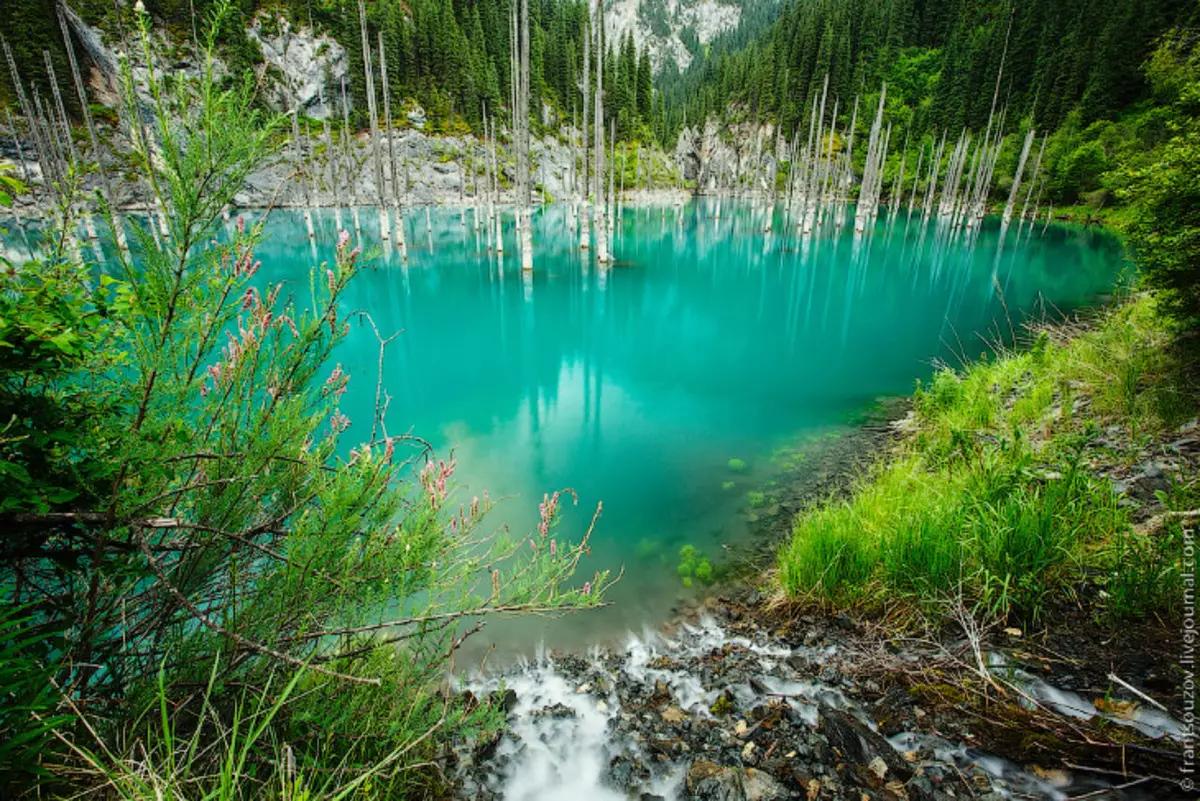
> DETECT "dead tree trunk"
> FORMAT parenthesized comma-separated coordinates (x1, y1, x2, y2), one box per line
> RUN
(358, 0, 389, 239)
(593, 3, 608, 263)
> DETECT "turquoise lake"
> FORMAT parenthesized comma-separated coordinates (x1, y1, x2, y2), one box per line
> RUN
(241, 201, 1126, 652)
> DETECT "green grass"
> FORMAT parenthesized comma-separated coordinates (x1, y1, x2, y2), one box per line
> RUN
(778, 296, 1194, 624)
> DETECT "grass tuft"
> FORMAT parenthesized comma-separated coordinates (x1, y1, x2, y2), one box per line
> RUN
(778, 295, 1195, 624)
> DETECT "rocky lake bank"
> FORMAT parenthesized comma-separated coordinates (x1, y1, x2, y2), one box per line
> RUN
(451, 359, 1196, 800)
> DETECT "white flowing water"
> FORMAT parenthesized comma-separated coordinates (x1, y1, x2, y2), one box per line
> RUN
(460, 617, 1144, 800)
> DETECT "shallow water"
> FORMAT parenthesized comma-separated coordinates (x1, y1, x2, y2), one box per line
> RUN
(237, 200, 1129, 653)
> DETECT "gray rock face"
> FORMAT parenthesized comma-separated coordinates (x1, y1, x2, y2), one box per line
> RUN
(674, 117, 777, 194)
(230, 124, 588, 209)
(248, 17, 347, 119)
(605, 0, 748, 72)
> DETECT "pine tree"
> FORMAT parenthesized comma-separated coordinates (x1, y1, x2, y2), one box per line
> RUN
(636, 45, 652, 121)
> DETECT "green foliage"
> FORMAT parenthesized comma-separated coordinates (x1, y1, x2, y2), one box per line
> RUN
(0, 603, 72, 790)
(0, 163, 25, 207)
(70, 658, 453, 800)
(779, 296, 1190, 624)
(0, 5, 603, 795)
(727, 457, 747, 473)
(657, 0, 1192, 151)
(1119, 29, 1200, 326)
(709, 693, 733, 716)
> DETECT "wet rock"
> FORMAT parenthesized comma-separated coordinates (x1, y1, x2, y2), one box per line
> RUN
(650, 679, 672, 707)
(817, 706, 913, 782)
(688, 760, 747, 801)
(662, 705, 687, 724)
(608, 755, 637, 790)
(530, 702, 576, 719)
(742, 768, 787, 800)
(494, 688, 518, 714)
(1112, 461, 1173, 507)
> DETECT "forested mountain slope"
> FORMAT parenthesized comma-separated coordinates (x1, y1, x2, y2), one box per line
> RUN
(659, 0, 1197, 138)
(2, 0, 783, 141)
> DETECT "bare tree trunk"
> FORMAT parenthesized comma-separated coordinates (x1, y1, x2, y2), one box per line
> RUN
(492, 116, 503, 254)
(293, 111, 315, 239)
(518, 0, 533, 270)
(43, 48, 98, 246)
(57, 8, 128, 253)
(378, 31, 406, 257)
(358, 0, 389, 239)
(4, 42, 54, 206)
(593, 3, 608, 263)
(579, 15, 590, 249)
(322, 97, 342, 230)
(3, 108, 35, 251)
(608, 119, 615, 237)
(908, 142, 924, 218)
(1003, 127, 1035, 226)
(1020, 136, 1047, 223)
(854, 84, 887, 234)
(340, 76, 361, 234)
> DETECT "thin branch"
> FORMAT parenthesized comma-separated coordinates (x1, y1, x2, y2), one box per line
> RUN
(136, 534, 380, 685)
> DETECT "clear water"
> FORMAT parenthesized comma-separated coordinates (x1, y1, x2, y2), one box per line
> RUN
(87, 200, 1132, 653)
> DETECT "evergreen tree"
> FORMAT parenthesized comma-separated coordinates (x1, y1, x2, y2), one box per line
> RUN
(636, 45, 652, 120)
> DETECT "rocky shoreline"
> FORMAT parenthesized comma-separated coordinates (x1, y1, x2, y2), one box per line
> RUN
(450, 389, 1194, 800)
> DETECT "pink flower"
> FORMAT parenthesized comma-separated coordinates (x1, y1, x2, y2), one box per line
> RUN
(329, 410, 351, 433)
(237, 215, 245, 234)
(337, 229, 350, 250)
(550, 539, 557, 557)
(582, 582, 592, 595)
(326, 269, 336, 291)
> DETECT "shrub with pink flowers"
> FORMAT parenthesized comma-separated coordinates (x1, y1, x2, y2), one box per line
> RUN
(0, 9, 610, 796)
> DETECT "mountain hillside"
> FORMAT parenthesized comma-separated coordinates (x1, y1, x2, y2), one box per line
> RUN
(605, 0, 739, 72)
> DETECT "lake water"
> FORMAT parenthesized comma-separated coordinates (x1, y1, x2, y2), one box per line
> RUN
(227, 201, 1129, 653)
